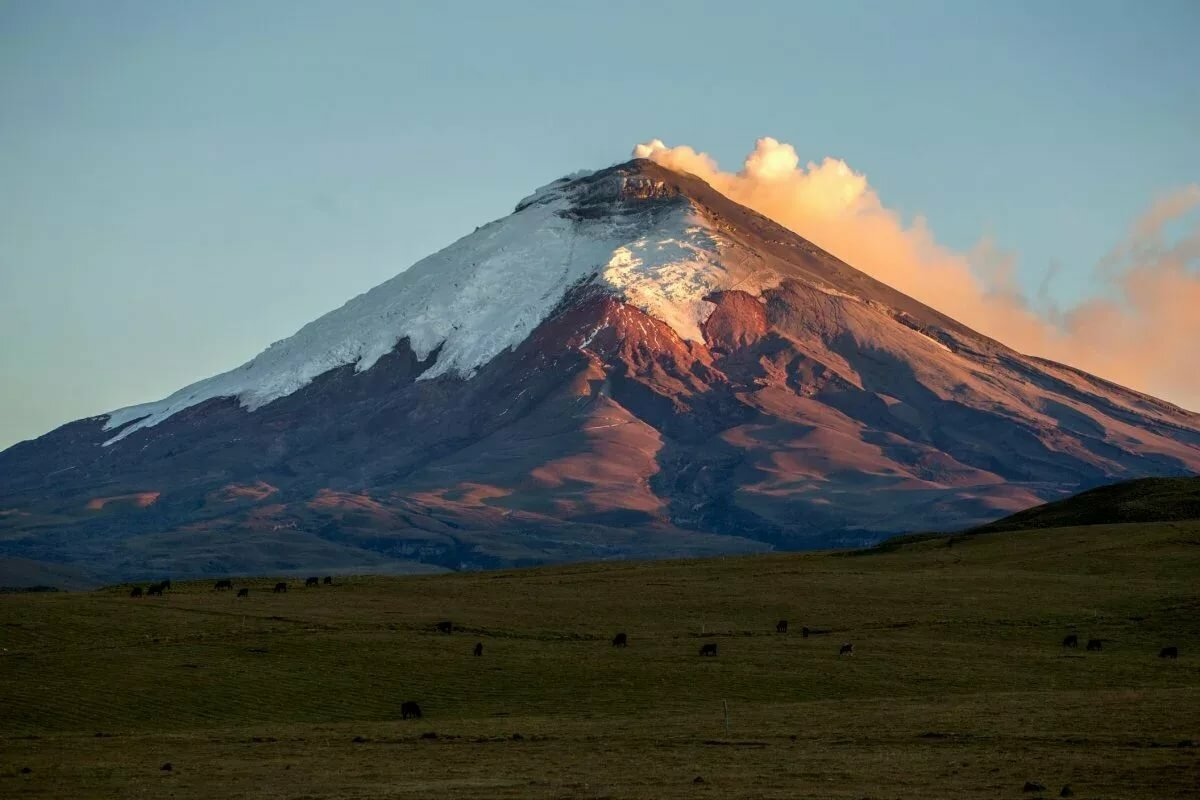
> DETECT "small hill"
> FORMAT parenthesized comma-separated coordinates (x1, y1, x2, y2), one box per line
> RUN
(0, 556, 98, 591)
(972, 475, 1200, 533)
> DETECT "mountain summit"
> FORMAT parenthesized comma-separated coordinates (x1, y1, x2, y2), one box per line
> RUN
(3, 159, 1199, 582)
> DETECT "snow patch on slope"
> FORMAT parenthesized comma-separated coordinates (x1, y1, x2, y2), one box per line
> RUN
(601, 219, 728, 342)
(103, 174, 768, 444)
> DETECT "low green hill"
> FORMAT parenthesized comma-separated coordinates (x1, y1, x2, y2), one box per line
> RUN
(972, 475, 1200, 533)
(1, 518, 1197, 798)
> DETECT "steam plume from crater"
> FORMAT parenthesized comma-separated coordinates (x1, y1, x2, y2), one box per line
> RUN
(633, 138, 1200, 411)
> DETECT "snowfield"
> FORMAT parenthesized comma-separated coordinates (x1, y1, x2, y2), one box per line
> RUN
(103, 169, 772, 443)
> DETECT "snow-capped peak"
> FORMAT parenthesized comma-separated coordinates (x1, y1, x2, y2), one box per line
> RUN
(102, 161, 777, 444)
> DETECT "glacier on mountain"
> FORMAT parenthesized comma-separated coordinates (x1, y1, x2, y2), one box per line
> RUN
(102, 168, 774, 444)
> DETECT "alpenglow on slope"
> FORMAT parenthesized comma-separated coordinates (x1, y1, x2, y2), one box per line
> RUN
(2, 159, 1200, 583)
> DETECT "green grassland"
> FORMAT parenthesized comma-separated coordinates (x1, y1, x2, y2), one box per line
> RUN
(1, 521, 1198, 798)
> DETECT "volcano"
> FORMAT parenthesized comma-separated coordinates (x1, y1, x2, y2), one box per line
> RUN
(3, 159, 1199, 583)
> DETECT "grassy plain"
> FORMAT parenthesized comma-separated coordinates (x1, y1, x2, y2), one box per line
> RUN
(1, 521, 1198, 798)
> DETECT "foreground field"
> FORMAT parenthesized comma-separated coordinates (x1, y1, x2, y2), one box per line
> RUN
(2, 521, 1198, 799)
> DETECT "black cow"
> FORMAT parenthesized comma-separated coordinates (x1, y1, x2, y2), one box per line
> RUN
(401, 701, 422, 720)
(473, 642, 483, 657)
(802, 626, 811, 638)
(612, 632, 628, 647)
(699, 643, 718, 657)
(1160, 646, 1179, 659)
(237, 588, 249, 598)
(129, 586, 143, 598)
(839, 642, 854, 656)
(776, 620, 788, 634)
(323, 576, 333, 585)
(273, 582, 287, 594)
(146, 583, 164, 596)
(305, 576, 319, 587)
(436, 621, 453, 634)
(214, 579, 233, 591)
(1062, 634, 1079, 648)
(1086, 639, 1103, 651)
(160, 580, 172, 590)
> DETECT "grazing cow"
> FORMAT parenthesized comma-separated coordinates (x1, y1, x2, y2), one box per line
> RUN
(146, 583, 164, 596)
(1022, 781, 1047, 793)
(323, 576, 332, 585)
(1060, 785, 1074, 797)
(273, 582, 287, 594)
(214, 579, 233, 591)
(130, 587, 143, 598)
(612, 632, 628, 647)
(473, 642, 483, 657)
(839, 642, 854, 656)
(1062, 634, 1079, 648)
(160, 580, 171, 590)
(237, 588, 249, 598)
(1160, 646, 1179, 659)
(1086, 639, 1103, 651)
(401, 701, 422, 720)
(305, 576, 319, 587)
(436, 621, 453, 634)
(776, 620, 788, 634)
(802, 626, 810, 638)
(699, 643, 718, 657)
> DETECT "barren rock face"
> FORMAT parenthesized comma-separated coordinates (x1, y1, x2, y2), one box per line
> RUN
(2, 159, 1199, 583)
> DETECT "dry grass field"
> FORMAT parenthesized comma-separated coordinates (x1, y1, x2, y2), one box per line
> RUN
(1, 521, 1198, 798)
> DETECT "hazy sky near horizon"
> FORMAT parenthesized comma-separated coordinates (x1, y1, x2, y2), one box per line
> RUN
(2, 0, 1198, 449)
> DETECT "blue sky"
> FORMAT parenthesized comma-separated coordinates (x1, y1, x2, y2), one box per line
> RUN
(1, 0, 1198, 448)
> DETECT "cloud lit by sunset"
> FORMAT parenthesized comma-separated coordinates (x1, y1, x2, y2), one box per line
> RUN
(635, 137, 1200, 410)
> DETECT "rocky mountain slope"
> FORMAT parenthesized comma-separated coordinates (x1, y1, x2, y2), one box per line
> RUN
(2, 159, 1199, 582)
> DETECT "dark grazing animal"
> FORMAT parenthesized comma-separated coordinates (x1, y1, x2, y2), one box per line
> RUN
(802, 626, 810, 638)
(129, 586, 143, 598)
(699, 643, 718, 657)
(1062, 634, 1079, 648)
(612, 632, 628, 647)
(1022, 781, 1047, 793)
(1086, 639, 1103, 651)
(839, 642, 854, 656)
(214, 579, 233, 591)
(273, 582, 287, 594)
(305, 576, 319, 587)
(436, 620, 453, 634)
(237, 588, 249, 598)
(776, 620, 788, 634)
(401, 701, 422, 720)
(1160, 646, 1179, 659)
(146, 583, 164, 596)
(473, 642, 483, 657)
(160, 580, 171, 590)
(323, 576, 332, 585)
(1060, 785, 1074, 797)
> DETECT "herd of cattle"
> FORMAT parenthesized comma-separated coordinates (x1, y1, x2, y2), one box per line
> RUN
(129, 576, 333, 598)
(123, 586, 1183, 717)
(1061, 633, 1179, 659)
